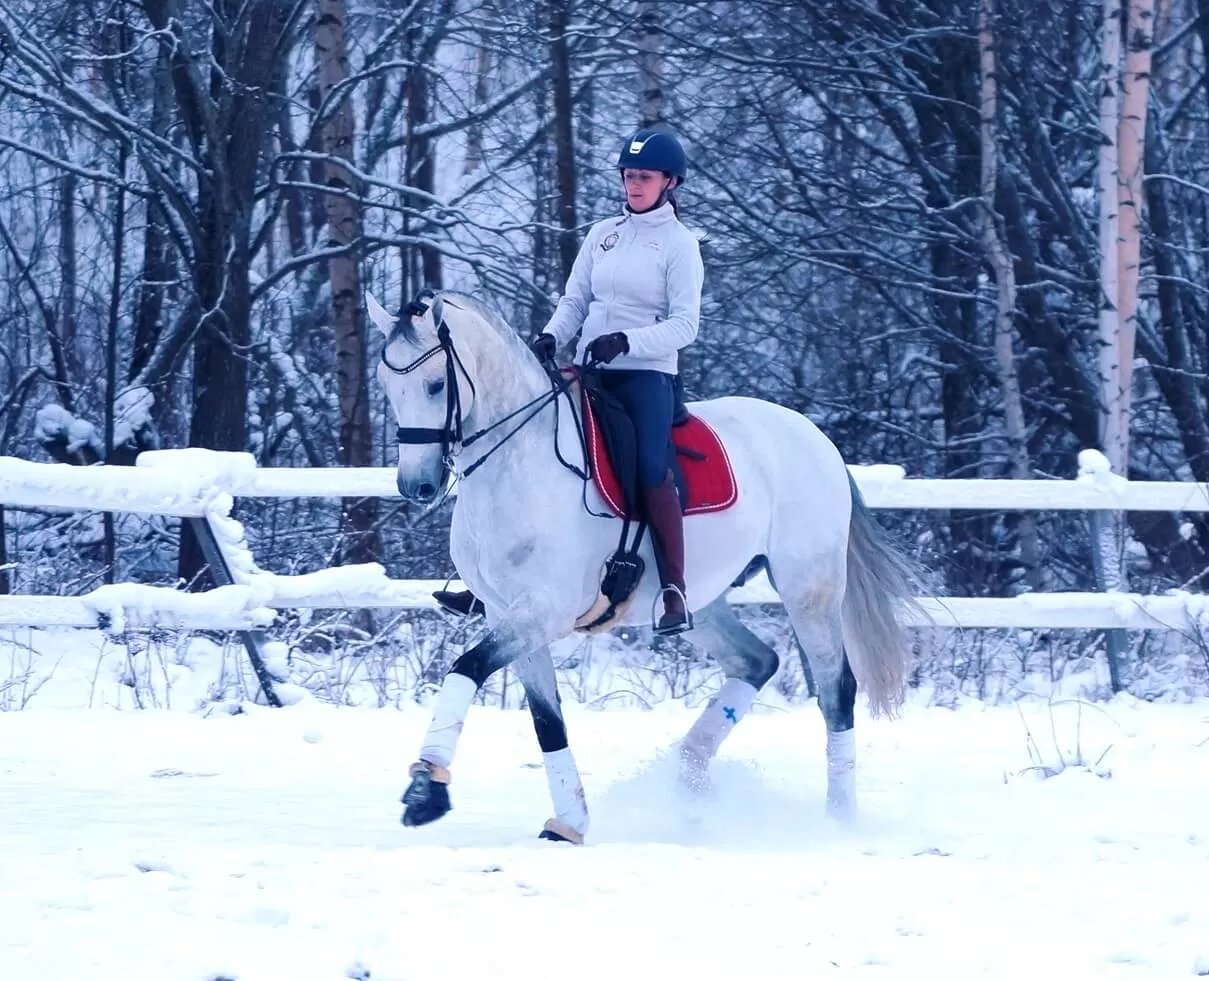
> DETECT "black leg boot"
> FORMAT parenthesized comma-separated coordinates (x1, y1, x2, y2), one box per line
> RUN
(644, 471, 692, 635)
(432, 589, 485, 617)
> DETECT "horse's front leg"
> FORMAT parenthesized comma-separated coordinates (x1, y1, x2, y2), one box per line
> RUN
(400, 624, 587, 837)
(401, 627, 518, 828)
(514, 645, 588, 844)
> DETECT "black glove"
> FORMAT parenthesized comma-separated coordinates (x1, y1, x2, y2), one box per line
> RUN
(587, 332, 629, 364)
(530, 333, 557, 363)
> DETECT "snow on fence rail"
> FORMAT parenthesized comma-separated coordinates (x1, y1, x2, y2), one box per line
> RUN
(1, 448, 1209, 636)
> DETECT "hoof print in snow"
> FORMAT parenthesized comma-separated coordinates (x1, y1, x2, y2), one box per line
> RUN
(345, 961, 371, 980)
(1014, 762, 1112, 782)
(912, 846, 952, 857)
(151, 768, 218, 779)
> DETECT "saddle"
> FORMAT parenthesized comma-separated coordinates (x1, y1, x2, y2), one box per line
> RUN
(578, 374, 738, 519)
(569, 370, 738, 632)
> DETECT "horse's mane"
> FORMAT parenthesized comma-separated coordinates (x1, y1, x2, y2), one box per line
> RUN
(437, 290, 530, 356)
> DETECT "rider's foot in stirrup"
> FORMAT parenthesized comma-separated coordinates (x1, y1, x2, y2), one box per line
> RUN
(654, 586, 692, 635)
(432, 589, 485, 618)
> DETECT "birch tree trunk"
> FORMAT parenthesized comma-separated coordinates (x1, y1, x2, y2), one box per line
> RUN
(637, 2, 665, 127)
(1115, 0, 1157, 473)
(1099, 0, 1123, 469)
(317, 0, 380, 566)
(978, 0, 1039, 591)
(1096, 0, 1126, 692)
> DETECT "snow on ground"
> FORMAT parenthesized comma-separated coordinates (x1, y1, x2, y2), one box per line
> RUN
(1, 644, 1207, 981)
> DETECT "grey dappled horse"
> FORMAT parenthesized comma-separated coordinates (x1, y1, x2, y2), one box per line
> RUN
(368, 289, 921, 843)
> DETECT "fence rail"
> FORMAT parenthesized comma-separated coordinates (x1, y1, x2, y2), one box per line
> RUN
(0, 449, 1205, 640)
(6, 452, 1209, 513)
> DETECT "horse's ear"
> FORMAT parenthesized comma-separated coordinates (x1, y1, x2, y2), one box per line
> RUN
(365, 293, 394, 338)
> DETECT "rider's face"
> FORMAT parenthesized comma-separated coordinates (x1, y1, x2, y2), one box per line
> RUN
(622, 168, 673, 212)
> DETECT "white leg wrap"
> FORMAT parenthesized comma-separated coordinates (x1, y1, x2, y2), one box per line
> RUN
(418, 673, 478, 768)
(543, 747, 589, 837)
(825, 727, 857, 820)
(681, 678, 758, 761)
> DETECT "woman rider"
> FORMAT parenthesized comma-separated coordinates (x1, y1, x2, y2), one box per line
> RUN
(436, 128, 703, 635)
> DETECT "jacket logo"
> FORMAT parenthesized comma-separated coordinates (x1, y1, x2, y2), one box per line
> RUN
(601, 231, 619, 252)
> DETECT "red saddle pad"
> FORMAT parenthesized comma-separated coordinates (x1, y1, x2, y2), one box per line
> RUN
(580, 385, 739, 518)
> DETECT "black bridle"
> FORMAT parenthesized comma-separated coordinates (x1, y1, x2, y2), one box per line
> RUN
(380, 291, 590, 495)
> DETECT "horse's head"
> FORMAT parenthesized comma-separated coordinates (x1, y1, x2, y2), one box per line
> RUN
(368, 290, 477, 505)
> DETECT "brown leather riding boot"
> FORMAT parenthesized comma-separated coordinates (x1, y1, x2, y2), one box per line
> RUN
(432, 589, 485, 617)
(644, 472, 692, 635)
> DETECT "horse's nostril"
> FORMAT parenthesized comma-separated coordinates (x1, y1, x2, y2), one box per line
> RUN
(417, 482, 437, 501)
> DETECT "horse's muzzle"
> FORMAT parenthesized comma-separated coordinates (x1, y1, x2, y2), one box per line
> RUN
(397, 474, 439, 504)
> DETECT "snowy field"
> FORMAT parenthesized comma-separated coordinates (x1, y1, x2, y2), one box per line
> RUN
(2, 632, 1207, 981)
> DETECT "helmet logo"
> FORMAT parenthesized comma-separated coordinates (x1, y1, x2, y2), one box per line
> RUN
(628, 138, 648, 154)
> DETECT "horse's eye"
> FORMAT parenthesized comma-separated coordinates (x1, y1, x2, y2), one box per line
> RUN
(427, 377, 446, 397)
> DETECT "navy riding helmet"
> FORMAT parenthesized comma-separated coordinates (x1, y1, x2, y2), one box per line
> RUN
(616, 129, 688, 183)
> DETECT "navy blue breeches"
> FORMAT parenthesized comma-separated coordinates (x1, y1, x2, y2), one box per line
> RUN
(596, 369, 675, 489)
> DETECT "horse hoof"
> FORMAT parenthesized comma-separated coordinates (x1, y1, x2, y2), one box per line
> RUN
(400, 763, 452, 827)
(538, 818, 585, 845)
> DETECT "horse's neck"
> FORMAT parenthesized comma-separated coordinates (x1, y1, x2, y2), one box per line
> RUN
(456, 332, 582, 493)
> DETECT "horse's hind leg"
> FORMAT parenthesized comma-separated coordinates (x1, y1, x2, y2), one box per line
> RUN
(677, 596, 780, 790)
(514, 645, 589, 844)
(786, 598, 858, 820)
(766, 549, 859, 819)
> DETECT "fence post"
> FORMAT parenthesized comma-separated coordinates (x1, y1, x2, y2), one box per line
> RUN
(1088, 509, 1126, 693)
(188, 516, 282, 707)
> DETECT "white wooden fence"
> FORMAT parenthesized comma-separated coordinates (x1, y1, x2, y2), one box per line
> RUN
(1, 447, 1208, 635)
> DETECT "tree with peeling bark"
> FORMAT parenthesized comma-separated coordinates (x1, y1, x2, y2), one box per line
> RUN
(978, 0, 1039, 591)
(637, 1, 666, 129)
(1099, 0, 1124, 478)
(1116, 0, 1157, 471)
(1093, 0, 1157, 689)
(316, 0, 380, 567)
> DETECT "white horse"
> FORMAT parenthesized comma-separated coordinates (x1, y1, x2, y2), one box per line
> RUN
(368, 288, 921, 843)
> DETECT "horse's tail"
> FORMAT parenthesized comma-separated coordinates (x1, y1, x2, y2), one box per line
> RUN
(840, 472, 925, 718)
